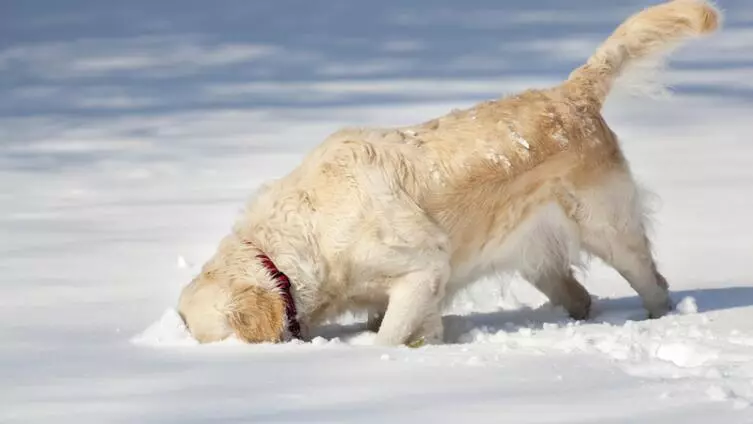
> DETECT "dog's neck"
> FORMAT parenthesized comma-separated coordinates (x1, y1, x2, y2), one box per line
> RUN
(226, 236, 308, 339)
(255, 252, 302, 339)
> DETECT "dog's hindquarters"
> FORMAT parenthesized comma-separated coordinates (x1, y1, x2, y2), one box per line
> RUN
(513, 169, 670, 319)
(539, 0, 720, 316)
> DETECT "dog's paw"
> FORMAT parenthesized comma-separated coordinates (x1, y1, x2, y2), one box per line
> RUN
(406, 337, 426, 348)
(647, 297, 674, 319)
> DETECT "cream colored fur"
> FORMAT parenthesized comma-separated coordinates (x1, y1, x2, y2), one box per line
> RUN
(178, 0, 720, 345)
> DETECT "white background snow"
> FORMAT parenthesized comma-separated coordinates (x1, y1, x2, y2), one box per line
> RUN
(2, 0, 753, 422)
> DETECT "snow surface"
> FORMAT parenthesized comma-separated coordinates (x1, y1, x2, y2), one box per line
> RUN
(2, 0, 753, 422)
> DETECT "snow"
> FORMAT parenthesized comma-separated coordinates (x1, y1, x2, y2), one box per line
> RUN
(131, 309, 198, 347)
(175, 255, 189, 269)
(677, 296, 700, 315)
(486, 150, 513, 171)
(513, 131, 531, 149)
(3, 0, 753, 423)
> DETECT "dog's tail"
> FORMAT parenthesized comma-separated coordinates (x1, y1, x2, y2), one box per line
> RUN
(565, 0, 720, 108)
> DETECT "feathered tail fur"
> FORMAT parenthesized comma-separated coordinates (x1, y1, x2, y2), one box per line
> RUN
(566, 0, 721, 108)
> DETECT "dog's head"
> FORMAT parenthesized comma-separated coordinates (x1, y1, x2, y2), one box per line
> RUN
(178, 240, 288, 344)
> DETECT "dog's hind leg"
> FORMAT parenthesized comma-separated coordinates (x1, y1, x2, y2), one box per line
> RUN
(523, 268, 592, 320)
(517, 205, 591, 319)
(585, 229, 671, 318)
(578, 173, 672, 318)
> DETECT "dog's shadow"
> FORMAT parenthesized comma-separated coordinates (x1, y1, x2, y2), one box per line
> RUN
(312, 285, 753, 344)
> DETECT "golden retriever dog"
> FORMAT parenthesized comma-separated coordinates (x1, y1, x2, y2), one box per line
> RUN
(178, 0, 720, 345)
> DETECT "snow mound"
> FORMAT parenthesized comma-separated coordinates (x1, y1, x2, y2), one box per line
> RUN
(654, 342, 718, 368)
(676, 296, 699, 315)
(131, 308, 199, 347)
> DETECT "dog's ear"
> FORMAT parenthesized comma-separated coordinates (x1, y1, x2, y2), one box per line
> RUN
(227, 285, 286, 343)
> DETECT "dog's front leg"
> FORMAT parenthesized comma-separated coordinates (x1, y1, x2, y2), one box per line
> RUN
(374, 267, 449, 346)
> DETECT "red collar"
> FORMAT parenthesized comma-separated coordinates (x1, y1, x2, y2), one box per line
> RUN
(256, 254, 302, 340)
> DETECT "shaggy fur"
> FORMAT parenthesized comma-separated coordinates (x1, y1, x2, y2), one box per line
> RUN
(178, 0, 721, 345)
